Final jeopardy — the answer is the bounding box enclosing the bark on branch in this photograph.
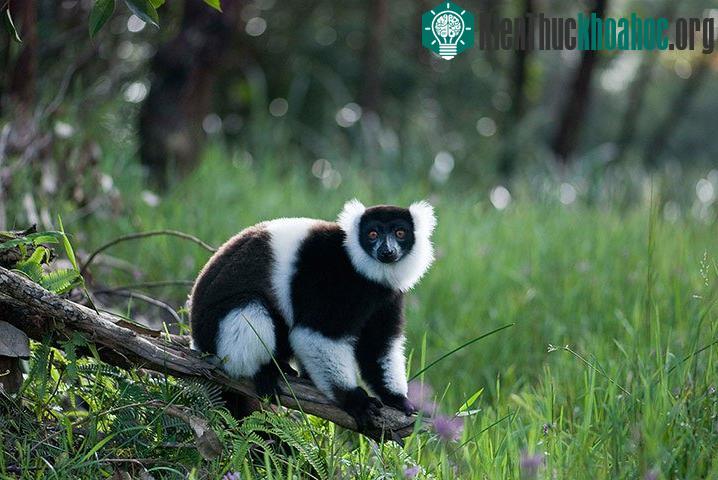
[0,267,417,442]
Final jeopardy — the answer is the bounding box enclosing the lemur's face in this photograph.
[358,206,415,264]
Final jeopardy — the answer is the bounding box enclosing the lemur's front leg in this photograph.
[289,326,382,429]
[356,303,416,416]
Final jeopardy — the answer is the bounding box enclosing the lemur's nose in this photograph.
[377,244,399,263]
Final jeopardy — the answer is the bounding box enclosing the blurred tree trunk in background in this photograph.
[1,1,38,230]
[360,0,387,114]
[139,0,239,186]
[477,0,501,71]
[644,56,710,168]
[611,52,657,165]
[4,0,38,149]
[551,0,608,164]
[497,0,533,179]
[612,1,676,166]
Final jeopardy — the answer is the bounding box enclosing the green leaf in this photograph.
[40,268,80,294]
[25,246,49,266]
[458,388,483,412]
[32,235,60,246]
[0,231,63,252]
[3,8,21,43]
[78,431,122,463]
[123,0,159,27]
[14,246,49,283]
[89,0,116,38]
[149,0,165,8]
[57,217,79,271]
[203,0,222,12]
[13,263,43,283]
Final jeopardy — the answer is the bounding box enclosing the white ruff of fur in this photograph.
[337,199,436,292]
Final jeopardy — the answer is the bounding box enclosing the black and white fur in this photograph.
[189,199,436,427]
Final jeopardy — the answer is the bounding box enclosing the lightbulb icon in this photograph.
[422,2,474,60]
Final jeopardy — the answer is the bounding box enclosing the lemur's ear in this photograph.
[337,199,366,232]
[409,201,436,238]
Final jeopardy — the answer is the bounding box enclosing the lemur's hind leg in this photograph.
[253,362,283,398]
[216,302,281,398]
[289,326,381,429]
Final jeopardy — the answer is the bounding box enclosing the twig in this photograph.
[106,280,194,291]
[80,230,216,276]
[92,289,182,325]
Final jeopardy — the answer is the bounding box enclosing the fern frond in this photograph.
[13,262,44,283]
[40,268,80,294]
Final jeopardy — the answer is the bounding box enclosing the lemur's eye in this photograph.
[395,229,406,239]
[368,230,378,240]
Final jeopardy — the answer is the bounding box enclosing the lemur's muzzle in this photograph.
[377,237,401,263]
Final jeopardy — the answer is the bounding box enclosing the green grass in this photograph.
[3,146,718,479]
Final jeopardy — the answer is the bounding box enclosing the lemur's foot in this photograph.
[341,387,383,430]
[382,393,418,416]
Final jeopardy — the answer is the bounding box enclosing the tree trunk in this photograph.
[0,267,418,443]
[497,0,533,178]
[610,51,657,165]
[360,0,388,114]
[611,1,677,166]
[139,0,239,186]
[551,0,608,163]
[4,0,38,152]
[643,57,710,168]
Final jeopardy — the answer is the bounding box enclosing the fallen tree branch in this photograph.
[0,267,417,442]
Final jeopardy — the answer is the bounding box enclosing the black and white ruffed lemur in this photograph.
[189,199,436,428]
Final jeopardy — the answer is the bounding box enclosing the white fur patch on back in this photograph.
[265,218,318,327]
[289,327,357,400]
[216,302,276,378]
[379,335,408,396]
[337,199,437,292]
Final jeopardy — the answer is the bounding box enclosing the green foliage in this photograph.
[3,230,84,295]
[41,268,81,295]
[11,245,80,294]
[0,231,63,252]
[203,0,221,12]
[89,0,116,38]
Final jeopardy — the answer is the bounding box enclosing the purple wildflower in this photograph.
[432,415,464,442]
[407,380,438,415]
[520,450,544,479]
[223,472,241,480]
[645,468,659,480]
[403,465,420,478]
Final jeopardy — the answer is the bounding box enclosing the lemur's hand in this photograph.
[382,393,418,416]
[342,387,383,430]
